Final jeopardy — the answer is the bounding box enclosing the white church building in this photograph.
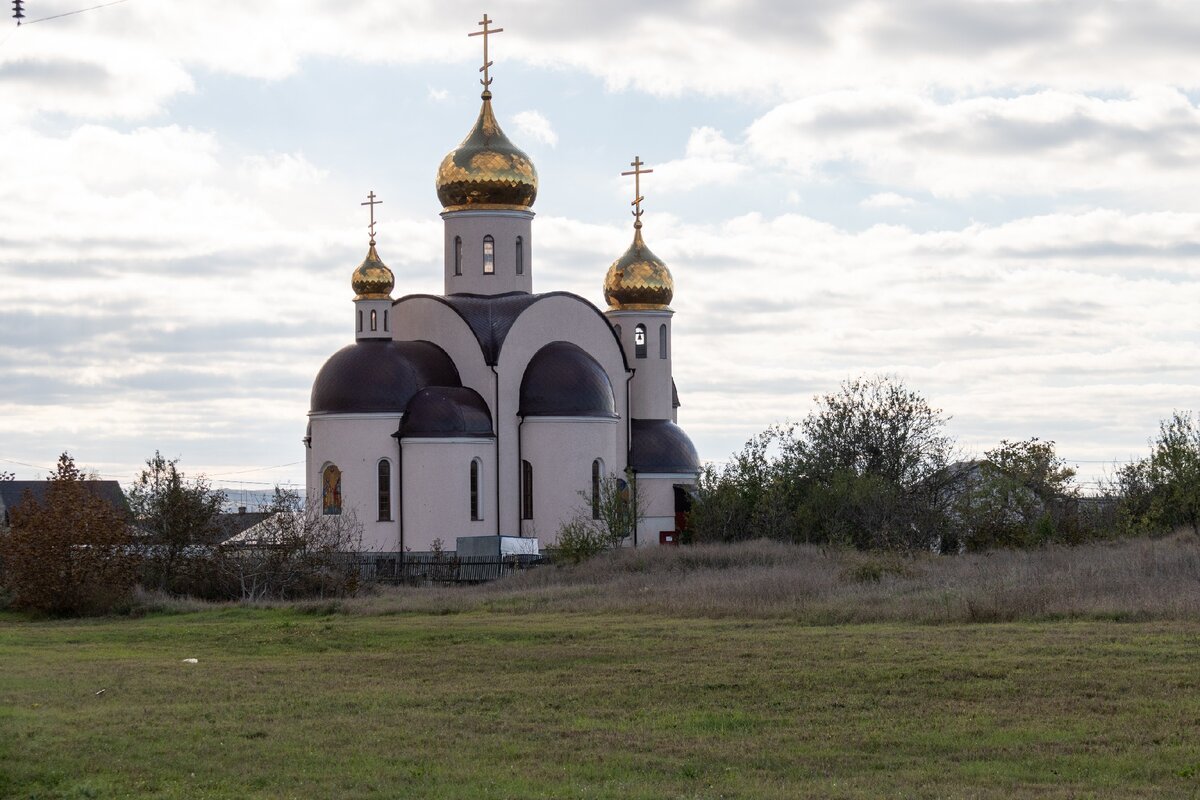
[305,21,699,553]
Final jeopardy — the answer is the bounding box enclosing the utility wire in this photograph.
[21,0,131,25]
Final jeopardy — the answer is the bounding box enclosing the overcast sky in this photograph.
[1,0,1198,494]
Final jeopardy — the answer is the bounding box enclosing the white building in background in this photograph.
[305,24,699,553]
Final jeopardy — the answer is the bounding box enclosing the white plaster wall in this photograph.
[390,297,495,422]
[353,298,393,340]
[496,294,631,536]
[400,438,496,551]
[633,473,696,547]
[442,210,534,295]
[307,414,403,552]
[608,309,673,420]
[519,417,619,544]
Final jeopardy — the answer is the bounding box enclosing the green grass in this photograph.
[2,609,1199,798]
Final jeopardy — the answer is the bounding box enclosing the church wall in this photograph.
[518,417,620,544]
[608,309,674,420]
[632,473,694,547]
[400,438,496,551]
[496,295,630,537]
[441,210,534,295]
[390,297,496,424]
[307,414,403,552]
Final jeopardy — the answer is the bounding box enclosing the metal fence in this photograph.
[346,552,543,585]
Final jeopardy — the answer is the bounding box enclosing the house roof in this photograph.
[0,480,129,522]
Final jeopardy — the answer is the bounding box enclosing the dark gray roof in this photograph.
[396,291,630,369]
[310,339,460,414]
[519,341,617,418]
[629,419,700,474]
[400,386,495,438]
[672,378,680,409]
[0,480,129,524]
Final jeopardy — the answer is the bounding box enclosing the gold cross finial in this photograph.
[468,13,504,96]
[361,190,382,245]
[621,156,654,228]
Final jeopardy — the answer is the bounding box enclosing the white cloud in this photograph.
[427,86,449,102]
[861,192,916,209]
[652,127,748,192]
[513,110,557,147]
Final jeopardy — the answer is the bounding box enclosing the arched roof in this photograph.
[519,341,617,418]
[310,339,460,414]
[629,419,700,474]
[400,387,494,438]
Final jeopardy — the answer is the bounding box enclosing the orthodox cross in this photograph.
[361,190,382,244]
[622,156,653,225]
[469,13,503,91]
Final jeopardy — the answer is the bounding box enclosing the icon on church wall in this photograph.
[322,465,342,515]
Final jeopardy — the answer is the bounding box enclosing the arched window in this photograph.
[659,324,668,359]
[322,465,342,515]
[454,236,463,276]
[591,459,603,520]
[470,459,482,521]
[377,460,391,521]
[515,236,524,275]
[521,460,533,520]
[482,235,495,274]
[370,309,378,331]
[357,310,363,332]
[383,309,389,332]
[634,324,647,359]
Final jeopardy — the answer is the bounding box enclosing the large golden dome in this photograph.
[351,242,394,299]
[604,225,674,310]
[436,92,538,212]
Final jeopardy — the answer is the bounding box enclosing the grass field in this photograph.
[2,606,1199,799]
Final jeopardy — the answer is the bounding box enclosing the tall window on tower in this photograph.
[377,460,391,521]
[454,236,463,276]
[659,324,667,359]
[483,235,495,274]
[370,309,377,331]
[521,460,534,520]
[634,324,647,359]
[470,459,481,520]
[591,459,603,519]
[515,236,524,275]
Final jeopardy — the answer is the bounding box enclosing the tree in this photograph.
[556,471,644,563]
[1114,411,1200,536]
[217,487,363,600]
[126,451,226,591]
[0,453,138,615]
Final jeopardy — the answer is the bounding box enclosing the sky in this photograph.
[1,0,1198,496]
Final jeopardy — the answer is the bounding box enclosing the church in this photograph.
[304,17,699,553]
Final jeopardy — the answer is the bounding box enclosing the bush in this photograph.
[0,453,139,615]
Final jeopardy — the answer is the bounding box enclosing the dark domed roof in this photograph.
[310,339,460,414]
[629,419,700,473]
[400,387,494,438]
[519,341,616,418]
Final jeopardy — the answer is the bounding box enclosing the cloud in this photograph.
[427,86,449,102]
[652,127,748,192]
[512,110,557,147]
[861,192,916,209]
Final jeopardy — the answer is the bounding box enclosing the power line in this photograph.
[21,0,131,26]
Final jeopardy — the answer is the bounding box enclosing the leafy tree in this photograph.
[0,453,138,615]
[1114,412,1200,535]
[126,451,226,591]
[556,471,644,563]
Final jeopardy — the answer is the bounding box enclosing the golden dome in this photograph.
[436,92,538,212]
[604,225,674,310]
[351,242,394,299]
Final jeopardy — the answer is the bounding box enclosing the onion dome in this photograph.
[310,340,460,414]
[400,387,494,438]
[519,341,616,418]
[351,242,395,299]
[603,226,674,310]
[436,93,538,212]
[629,419,700,473]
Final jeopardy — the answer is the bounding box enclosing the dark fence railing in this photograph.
[345,552,543,585]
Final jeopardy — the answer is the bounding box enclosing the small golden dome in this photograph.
[352,242,395,299]
[604,225,674,310]
[436,92,538,212]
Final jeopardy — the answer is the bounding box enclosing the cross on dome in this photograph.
[469,13,504,96]
[621,156,654,229]
[360,190,382,245]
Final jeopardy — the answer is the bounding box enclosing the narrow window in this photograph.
[383,309,389,332]
[591,459,602,520]
[659,324,668,359]
[370,309,378,331]
[454,236,463,276]
[634,324,647,359]
[483,235,495,274]
[470,459,481,520]
[322,465,342,515]
[377,460,392,521]
[515,236,524,275]
[357,310,363,332]
[521,460,533,520]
